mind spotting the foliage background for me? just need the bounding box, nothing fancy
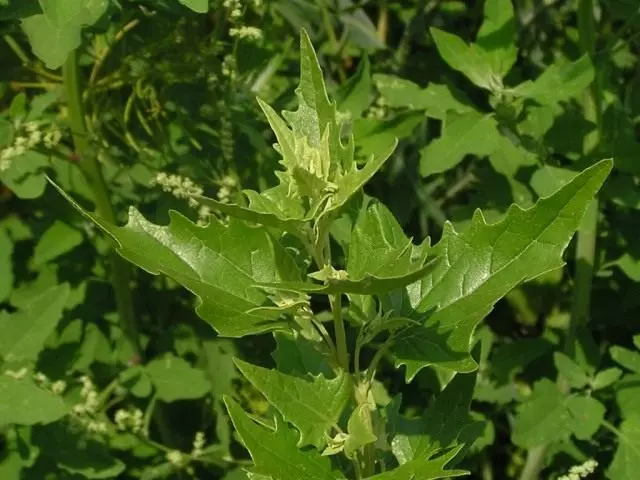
[1,0,639,479]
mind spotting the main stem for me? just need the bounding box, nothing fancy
[519,2,602,479]
[330,294,349,372]
[63,50,142,358]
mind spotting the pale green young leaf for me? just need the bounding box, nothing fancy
[566,396,605,440]
[21,14,81,69]
[611,345,640,373]
[38,0,107,28]
[512,379,573,448]
[178,0,208,12]
[391,372,476,464]
[0,377,69,425]
[0,283,69,361]
[607,415,640,480]
[52,182,302,337]
[476,0,517,78]
[420,111,500,178]
[554,352,590,388]
[145,354,211,402]
[234,358,351,448]
[344,404,377,458]
[510,55,594,104]
[32,221,83,267]
[224,397,346,480]
[430,27,499,91]
[364,444,468,479]
[591,367,623,390]
[392,160,612,379]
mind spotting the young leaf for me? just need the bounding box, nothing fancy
[52,182,302,337]
[364,444,468,479]
[554,352,590,388]
[420,111,500,178]
[0,283,69,361]
[509,55,594,104]
[390,372,476,464]
[611,345,640,373]
[178,0,208,13]
[0,377,69,425]
[145,354,211,402]
[344,404,377,458]
[591,367,622,390]
[566,396,605,440]
[234,358,351,448]
[476,0,517,79]
[430,28,500,92]
[607,415,640,479]
[224,397,346,480]
[392,160,612,379]
[21,15,81,69]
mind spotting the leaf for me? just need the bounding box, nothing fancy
[591,367,623,390]
[476,0,517,78]
[145,354,211,402]
[364,444,468,479]
[0,228,13,303]
[491,338,553,384]
[272,331,333,377]
[21,14,81,69]
[234,358,351,448]
[32,422,125,478]
[390,372,476,464]
[510,55,594,104]
[341,404,377,458]
[430,27,499,91]
[32,221,83,267]
[52,182,302,337]
[335,56,372,119]
[38,0,107,28]
[178,0,208,13]
[611,346,640,374]
[0,283,69,361]
[224,397,345,480]
[554,352,590,388]
[392,160,612,379]
[0,151,49,199]
[512,379,573,448]
[0,377,69,425]
[566,396,605,440]
[608,415,640,480]
[420,111,500,177]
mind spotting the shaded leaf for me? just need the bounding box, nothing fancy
[611,346,640,374]
[608,415,640,480]
[146,354,211,402]
[0,377,69,425]
[32,221,83,267]
[554,352,590,388]
[566,396,605,440]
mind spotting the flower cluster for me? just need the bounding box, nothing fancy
[222,0,243,19]
[114,408,145,434]
[191,431,206,457]
[366,95,388,120]
[151,172,211,225]
[558,459,598,480]
[216,175,237,203]
[166,449,187,468]
[0,122,62,171]
[221,54,236,80]
[229,26,263,42]
[72,376,108,434]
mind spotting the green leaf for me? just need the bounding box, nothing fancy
[344,404,377,458]
[38,0,107,28]
[335,56,372,119]
[0,283,69,361]
[178,0,208,13]
[512,379,573,448]
[21,15,81,70]
[0,228,13,303]
[420,111,500,177]
[566,396,605,440]
[390,372,476,463]
[392,160,612,379]
[611,346,640,374]
[53,182,302,337]
[608,415,640,479]
[0,151,49,199]
[510,55,594,104]
[0,377,69,425]
[476,0,517,78]
[32,422,125,478]
[616,374,640,419]
[554,352,590,388]
[491,338,553,384]
[272,331,333,377]
[32,221,83,268]
[591,367,623,390]
[224,397,345,480]
[145,354,211,402]
[364,444,468,479]
[234,358,351,448]
[430,27,500,91]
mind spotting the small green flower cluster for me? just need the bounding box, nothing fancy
[558,459,598,480]
[0,121,62,171]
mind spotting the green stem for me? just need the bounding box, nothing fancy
[518,445,547,480]
[63,50,142,358]
[331,294,349,372]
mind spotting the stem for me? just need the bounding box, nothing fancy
[331,294,349,371]
[63,50,142,357]
[518,445,547,480]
